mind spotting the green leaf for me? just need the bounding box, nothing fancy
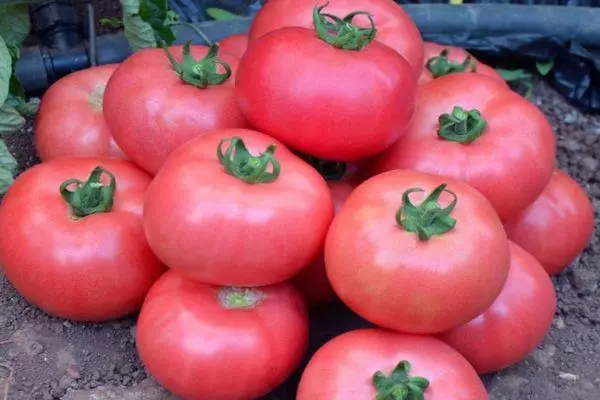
[496,68,532,82]
[139,0,176,45]
[15,98,39,117]
[0,105,25,135]
[206,7,240,21]
[0,139,16,194]
[123,13,157,51]
[536,60,554,76]
[0,37,11,107]
[0,4,30,47]
[100,17,124,28]
[120,0,141,15]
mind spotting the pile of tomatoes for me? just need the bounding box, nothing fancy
[0,1,595,399]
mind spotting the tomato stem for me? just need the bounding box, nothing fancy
[426,49,477,78]
[164,41,231,89]
[60,166,116,218]
[312,3,377,51]
[396,184,458,241]
[218,287,264,309]
[372,360,430,400]
[438,106,487,144]
[217,137,281,184]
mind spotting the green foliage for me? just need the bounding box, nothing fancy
[536,60,555,76]
[206,8,240,21]
[120,0,179,51]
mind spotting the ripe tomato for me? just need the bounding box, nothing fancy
[136,271,308,400]
[219,33,249,59]
[144,128,333,286]
[418,42,506,85]
[35,64,126,161]
[103,43,247,175]
[369,73,556,221]
[439,242,556,373]
[504,169,595,275]
[293,181,354,306]
[248,0,424,78]
[297,329,487,400]
[0,158,165,321]
[236,5,416,161]
[326,170,510,333]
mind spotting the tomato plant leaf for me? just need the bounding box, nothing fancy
[15,99,39,117]
[536,60,555,76]
[139,0,176,45]
[0,37,11,107]
[120,0,140,15]
[0,4,30,47]
[123,13,157,51]
[0,105,25,135]
[100,17,124,28]
[0,139,16,194]
[206,8,240,21]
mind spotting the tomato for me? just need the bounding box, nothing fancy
[0,158,165,321]
[35,64,126,161]
[143,128,333,286]
[136,271,308,400]
[418,42,506,85]
[248,0,424,78]
[369,73,556,221]
[297,329,487,400]
[293,181,354,306]
[438,242,556,374]
[504,169,595,275]
[325,169,510,334]
[219,33,249,59]
[236,5,416,161]
[103,43,247,175]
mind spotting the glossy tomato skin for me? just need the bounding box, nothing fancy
[293,181,354,306]
[438,242,556,374]
[143,128,334,286]
[504,169,595,275]
[35,64,126,161]
[0,158,165,321]
[248,0,424,78]
[219,33,249,59]
[326,170,510,334]
[103,45,247,175]
[297,329,487,400]
[236,27,416,161]
[369,74,556,221]
[418,42,506,85]
[136,271,308,400]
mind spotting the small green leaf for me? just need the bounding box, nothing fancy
[120,0,141,15]
[15,98,39,117]
[496,68,532,82]
[0,4,31,47]
[0,105,26,135]
[100,17,124,28]
[206,7,240,21]
[139,0,176,45]
[123,13,157,51]
[536,60,554,76]
[0,37,12,107]
[0,139,16,194]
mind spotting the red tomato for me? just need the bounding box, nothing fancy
[248,0,424,78]
[297,329,487,400]
[293,181,354,306]
[418,42,506,85]
[103,44,247,175]
[35,64,126,161]
[136,271,308,400]
[504,169,595,275]
[236,5,416,161]
[438,242,556,374]
[0,158,165,321]
[369,73,556,221]
[143,128,333,286]
[219,33,249,59]
[326,169,510,333]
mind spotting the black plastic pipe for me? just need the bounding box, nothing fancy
[15,4,600,95]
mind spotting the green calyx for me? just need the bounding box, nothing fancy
[217,137,281,184]
[426,49,477,78]
[438,106,487,144]
[60,166,116,219]
[373,360,430,400]
[164,41,231,89]
[396,184,458,241]
[313,2,377,51]
[218,287,264,309]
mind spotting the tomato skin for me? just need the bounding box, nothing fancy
[297,329,487,400]
[219,33,249,59]
[438,242,556,374]
[0,158,165,321]
[136,271,308,400]
[248,0,424,78]
[504,169,595,275]
[236,27,416,161]
[35,64,126,161]
[325,169,510,334]
[143,128,334,286]
[103,45,247,175]
[369,73,556,221]
[418,42,506,85]
[293,181,354,306]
